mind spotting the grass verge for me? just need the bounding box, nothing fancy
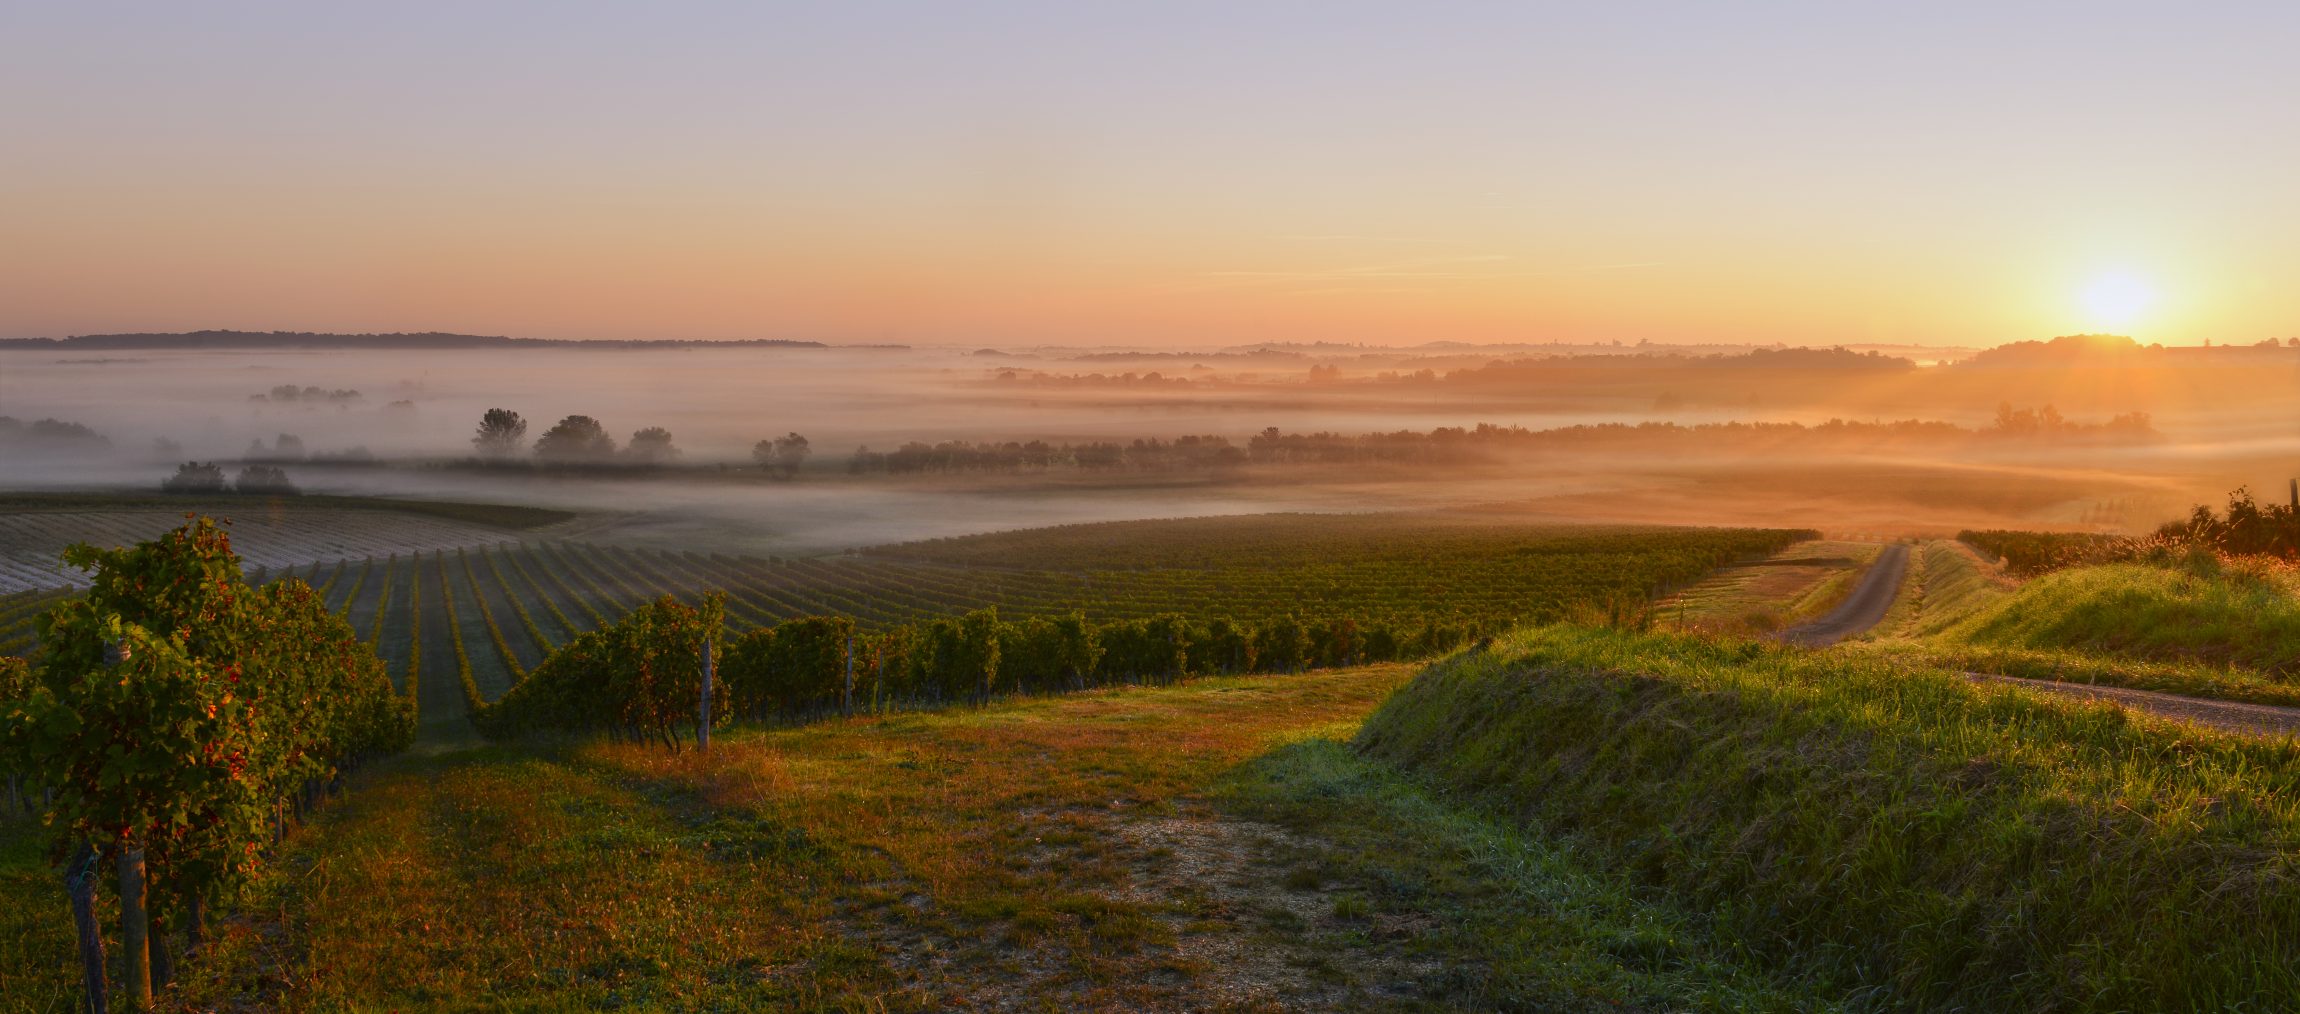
[1937,558,2300,672]
[1356,625,2300,1010]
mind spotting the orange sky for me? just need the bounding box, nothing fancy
[4,4,2297,348]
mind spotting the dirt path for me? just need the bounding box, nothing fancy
[1778,543,1909,646]
[1973,674,2300,738]
[1778,544,2300,738]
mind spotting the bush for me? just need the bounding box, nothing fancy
[160,461,226,493]
[10,517,411,924]
[477,594,724,744]
[234,464,297,495]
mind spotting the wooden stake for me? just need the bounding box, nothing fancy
[149,912,172,992]
[120,846,151,1009]
[697,638,714,753]
[65,843,106,1014]
[842,635,854,718]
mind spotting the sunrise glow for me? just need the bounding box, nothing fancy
[2081,272,2158,331]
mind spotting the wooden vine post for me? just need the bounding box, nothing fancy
[842,635,854,718]
[121,845,152,1008]
[64,843,106,1014]
[697,637,714,753]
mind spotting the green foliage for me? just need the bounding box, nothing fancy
[721,615,854,719]
[0,655,32,781]
[477,594,725,744]
[1359,625,2300,1009]
[1252,615,1309,673]
[997,612,1100,693]
[6,516,411,923]
[910,609,1002,702]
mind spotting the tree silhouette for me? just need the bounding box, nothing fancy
[534,415,616,464]
[625,427,680,465]
[472,408,528,458]
[160,462,226,493]
[234,464,297,495]
[753,432,810,477]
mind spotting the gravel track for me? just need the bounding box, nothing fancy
[1777,543,1909,647]
[1777,541,2300,738]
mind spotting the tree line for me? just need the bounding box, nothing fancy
[161,461,298,495]
[845,410,2157,475]
[469,409,810,475]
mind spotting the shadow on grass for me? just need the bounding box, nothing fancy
[1212,735,1838,1013]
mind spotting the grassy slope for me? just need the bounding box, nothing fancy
[1837,546,2300,707]
[1937,559,2300,671]
[1864,556,2300,706]
[4,665,1827,1012]
[1357,626,2300,1010]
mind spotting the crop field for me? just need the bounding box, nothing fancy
[355,522,1796,717]
[0,506,536,593]
[6,517,1805,736]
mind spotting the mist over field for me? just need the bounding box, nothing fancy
[3,336,2296,553]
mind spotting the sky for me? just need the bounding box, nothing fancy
[4,2,2297,348]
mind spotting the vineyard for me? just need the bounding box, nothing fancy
[5,516,1807,735]
[0,503,544,594]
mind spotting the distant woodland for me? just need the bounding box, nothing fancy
[848,409,2154,475]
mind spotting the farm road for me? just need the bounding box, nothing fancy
[1968,674,2300,739]
[1777,540,2300,738]
[1777,543,1909,647]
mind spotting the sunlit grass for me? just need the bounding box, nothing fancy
[1360,625,2300,1009]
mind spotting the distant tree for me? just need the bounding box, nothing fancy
[161,461,226,493]
[273,433,306,460]
[625,427,680,466]
[534,415,616,464]
[753,432,810,478]
[234,464,297,495]
[472,408,528,458]
[151,437,183,460]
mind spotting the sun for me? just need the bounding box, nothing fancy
[2079,272,2156,331]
